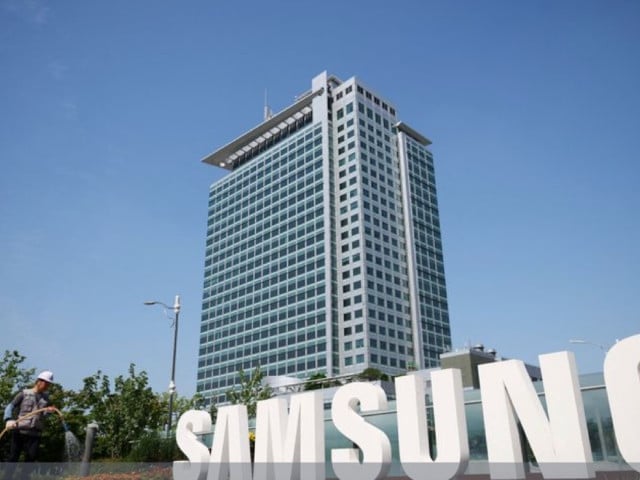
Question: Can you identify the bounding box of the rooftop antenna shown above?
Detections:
[263,88,273,121]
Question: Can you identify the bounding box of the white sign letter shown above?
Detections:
[254,391,325,480]
[207,405,252,480]
[604,334,640,473]
[479,352,593,479]
[331,382,391,480]
[174,410,212,480]
[395,370,469,480]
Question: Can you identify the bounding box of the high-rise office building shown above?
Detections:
[198,72,451,404]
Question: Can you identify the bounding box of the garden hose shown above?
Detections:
[0,406,68,441]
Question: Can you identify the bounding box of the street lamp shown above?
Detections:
[144,295,181,437]
[569,339,607,352]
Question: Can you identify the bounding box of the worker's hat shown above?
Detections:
[37,371,54,384]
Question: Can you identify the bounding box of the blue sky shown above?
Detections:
[1,1,638,397]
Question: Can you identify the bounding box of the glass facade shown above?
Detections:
[199,124,330,404]
[402,135,450,366]
[198,73,452,404]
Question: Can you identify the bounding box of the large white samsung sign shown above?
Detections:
[174,334,640,480]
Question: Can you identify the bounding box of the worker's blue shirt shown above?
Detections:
[3,402,13,421]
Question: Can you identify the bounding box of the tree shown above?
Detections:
[71,364,164,459]
[226,366,272,418]
[0,350,35,459]
[303,372,339,391]
[0,350,34,406]
[209,402,218,425]
[358,367,389,381]
[37,383,83,462]
[162,391,205,426]
[126,392,205,462]
[304,373,327,391]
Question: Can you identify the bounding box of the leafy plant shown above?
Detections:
[303,373,327,391]
[128,431,184,462]
[0,350,34,406]
[303,372,340,391]
[64,465,173,480]
[0,352,205,463]
[71,364,164,459]
[0,350,35,460]
[226,366,272,418]
[357,367,389,381]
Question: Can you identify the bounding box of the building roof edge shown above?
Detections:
[201,87,324,169]
[394,121,432,146]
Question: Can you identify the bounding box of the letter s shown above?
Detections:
[173,410,212,480]
[331,382,391,480]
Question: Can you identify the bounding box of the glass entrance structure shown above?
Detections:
[319,373,626,477]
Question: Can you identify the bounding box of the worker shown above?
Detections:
[3,370,58,465]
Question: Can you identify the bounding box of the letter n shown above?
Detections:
[479,352,593,480]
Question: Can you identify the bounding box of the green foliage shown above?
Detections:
[0,351,84,462]
[128,431,184,462]
[304,373,327,391]
[209,402,218,424]
[71,364,164,459]
[158,390,205,427]
[0,350,35,460]
[303,372,340,391]
[357,367,389,381]
[226,366,272,418]
[38,383,83,462]
[208,401,218,425]
[64,465,173,480]
[1,352,206,462]
[0,350,34,406]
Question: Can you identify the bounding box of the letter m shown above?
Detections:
[253,391,325,480]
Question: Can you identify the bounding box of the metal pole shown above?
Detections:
[167,295,180,438]
[144,295,181,438]
[80,422,99,477]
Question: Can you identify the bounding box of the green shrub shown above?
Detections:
[127,432,182,462]
[64,465,173,480]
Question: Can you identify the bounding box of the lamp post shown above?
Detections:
[144,295,181,437]
[569,339,607,352]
